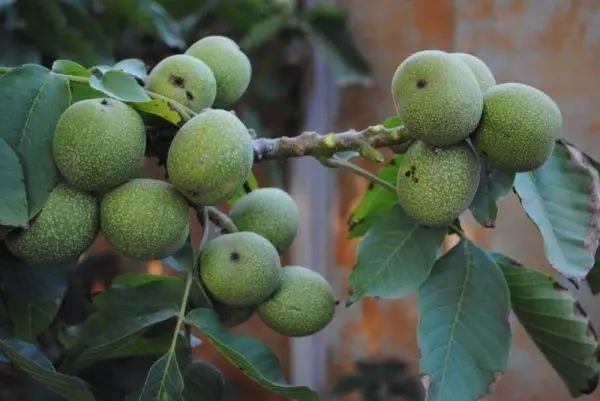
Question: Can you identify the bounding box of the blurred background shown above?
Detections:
[2,0,600,400]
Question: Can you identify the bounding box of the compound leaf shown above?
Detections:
[89,69,150,102]
[513,141,600,281]
[348,204,446,304]
[0,138,28,227]
[496,253,600,397]
[470,162,515,228]
[182,359,224,401]
[0,64,70,218]
[0,339,95,401]
[186,308,319,401]
[418,239,511,401]
[347,155,401,238]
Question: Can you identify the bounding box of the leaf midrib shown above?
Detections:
[438,243,472,395]
[17,72,52,151]
[355,224,419,297]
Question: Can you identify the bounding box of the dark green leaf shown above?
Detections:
[347,205,446,304]
[495,253,600,397]
[62,276,183,372]
[347,155,401,238]
[137,353,184,401]
[7,298,61,343]
[0,138,28,227]
[0,64,70,218]
[133,98,182,125]
[113,58,148,83]
[240,14,290,52]
[228,173,259,205]
[182,360,224,401]
[89,70,151,102]
[469,162,515,228]
[513,141,600,281]
[0,258,75,302]
[186,308,319,401]
[51,60,91,77]
[302,3,370,86]
[418,239,511,401]
[66,310,178,372]
[0,339,95,401]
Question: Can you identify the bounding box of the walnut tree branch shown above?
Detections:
[251,124,413,162]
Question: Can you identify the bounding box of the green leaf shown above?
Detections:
[0,64,71,218]
[240,14,290,52]
[186,308,319,401]
[132,98,182,125]
[62,277,183,372]
[347,155,401,238]
[137,353,184,401]
[7,298,61,343]
[382,115,402,129]
[146,1,186,49]
[469,162,515,228]
[228,172,259,205]
[302,3,370,86]
[89,70,151,102]
[112,58,148,83]
[513,141,600,281]
[182,360,224,401]
[0,138,28,227]
[495,253,600,397]
[51,60,92,77]
[66,310,178,373]
[418,239,511,401]
[0,339,95,401]
[0,258,75,302]
[347,205,446,304]
[70,81,106,102]
[163,238,196,272]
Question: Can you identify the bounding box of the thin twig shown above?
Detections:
[325,157,397,194]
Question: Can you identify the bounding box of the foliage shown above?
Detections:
[1,3,600,401]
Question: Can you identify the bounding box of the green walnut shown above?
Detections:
[6,184,99,264]
[100,179,190,260]
[396,140,480,227]
[166,109,254,206]
[185,36,252,107]
[452,52,496,91]
[199,231,281,307]
[257,265,335,337]
[52,98,146,192]
[391,50,483,146]
[145,54,217,113]
[473,82,562,172]
[229,188,299,253]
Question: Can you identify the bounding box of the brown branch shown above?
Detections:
[251,124,413,162]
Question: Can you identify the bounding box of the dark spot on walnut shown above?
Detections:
[413,178,419,184]
[404,170,411,177]
[230,251,240,262]
[100,99,108,106]
[169,75,185,88]
[416,79,427,89]
[185,91,194,101]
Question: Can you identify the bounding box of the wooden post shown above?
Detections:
[288,0,339,393]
